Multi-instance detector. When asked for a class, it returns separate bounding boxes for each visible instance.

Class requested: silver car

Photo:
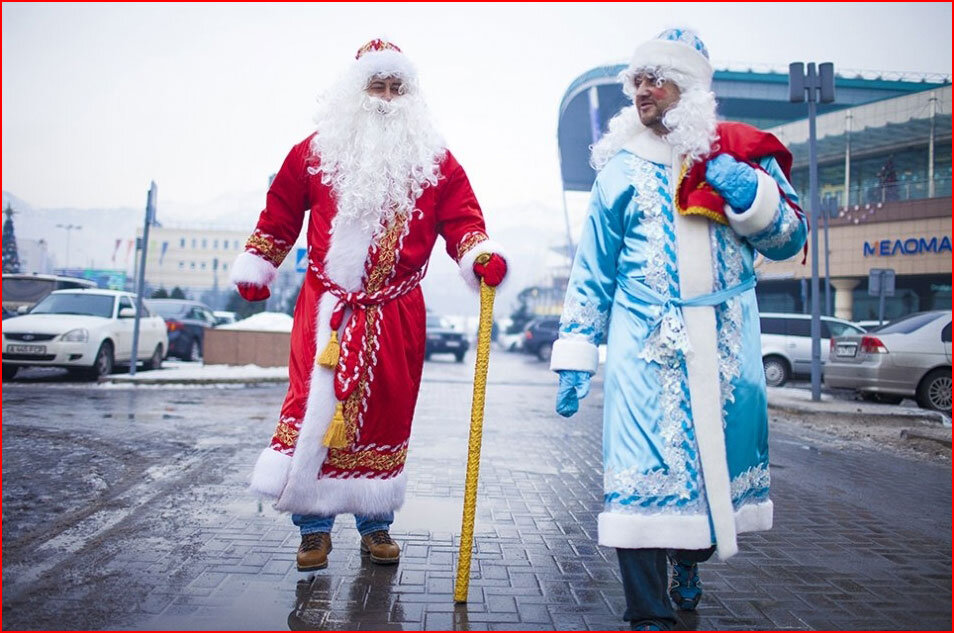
[824,311,952,411]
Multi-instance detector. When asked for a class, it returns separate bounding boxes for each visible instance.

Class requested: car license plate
[7,344,46,354]
[445,340,461,348]
[835,343,857,357]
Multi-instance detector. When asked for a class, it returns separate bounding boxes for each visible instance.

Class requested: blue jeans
[616,546,715,629]
[292,512,394,537]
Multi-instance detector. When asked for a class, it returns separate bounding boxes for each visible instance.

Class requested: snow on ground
[217,312,293,332]
[106,360,287,384]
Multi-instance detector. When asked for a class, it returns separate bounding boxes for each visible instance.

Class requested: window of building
[223,263,228,270]
[192,238,197,249]
[190,262,196,269]
[201,262,207,270]
[234,240,240,249]
[213,239,219,249]
[178,261,184,269]
[202,239,207,249]
[179,238,185,248]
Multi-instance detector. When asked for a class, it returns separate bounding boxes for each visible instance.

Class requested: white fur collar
[622,129,674,165]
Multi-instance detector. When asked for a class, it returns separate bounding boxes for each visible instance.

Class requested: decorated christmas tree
[2,204,21,273]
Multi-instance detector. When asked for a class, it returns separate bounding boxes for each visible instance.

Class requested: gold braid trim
[326,446,408,471]
[456,232,488,263]
[674,160,730,226]
[246,232,292,268]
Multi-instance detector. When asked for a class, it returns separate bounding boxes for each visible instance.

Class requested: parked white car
[2,289,168,381]
[759,312,866,387]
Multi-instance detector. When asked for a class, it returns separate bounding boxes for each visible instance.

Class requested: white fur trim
[597,501,773,557]
[274,213,380,515]
[599,511,712,549]
[249,448,292,498]
[726,170,781,237]
[629,39,713,89]
[735,500,773,534]
[354,49,417,81]
[276,472,407,516]
[550,338,599,373]
[458,239,507,292]
[672,151,738,560]
[622,128,673,165]
[229,251,278,287]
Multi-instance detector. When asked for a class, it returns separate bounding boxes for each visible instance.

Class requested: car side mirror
[16,305,30,315]
[119,308,137,318]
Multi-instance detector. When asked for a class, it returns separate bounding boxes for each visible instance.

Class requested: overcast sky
[3,2,951,222]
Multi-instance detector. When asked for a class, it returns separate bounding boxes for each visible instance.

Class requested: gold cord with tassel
[316,331,340,368]
[322,402,348,448]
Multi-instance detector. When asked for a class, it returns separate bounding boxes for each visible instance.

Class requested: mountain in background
[2,191,570,321]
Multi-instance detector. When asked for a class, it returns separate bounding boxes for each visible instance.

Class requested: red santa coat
[240,134,501,516]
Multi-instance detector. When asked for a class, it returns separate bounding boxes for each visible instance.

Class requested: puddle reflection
[288,557,401,630]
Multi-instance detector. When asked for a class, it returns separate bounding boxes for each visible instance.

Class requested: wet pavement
[2,350,951,630]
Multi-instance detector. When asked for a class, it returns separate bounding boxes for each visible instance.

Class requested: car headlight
[61,328,89,342]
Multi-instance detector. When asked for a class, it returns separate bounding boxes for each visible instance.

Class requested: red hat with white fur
[353,38,417,81]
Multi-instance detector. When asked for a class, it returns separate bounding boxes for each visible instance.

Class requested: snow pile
[218,311,294,332]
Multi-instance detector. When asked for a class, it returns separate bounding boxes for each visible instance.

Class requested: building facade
[759,85,951,321]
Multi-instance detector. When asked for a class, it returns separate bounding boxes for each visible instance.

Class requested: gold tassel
[322,402,348,448]
[316,331,340,368]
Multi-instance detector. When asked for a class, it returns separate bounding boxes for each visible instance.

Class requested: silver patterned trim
[560,298,607,345]
[749,204,801,254]
[730,462,770,504]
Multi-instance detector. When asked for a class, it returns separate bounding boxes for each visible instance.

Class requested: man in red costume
[230,39,507,571]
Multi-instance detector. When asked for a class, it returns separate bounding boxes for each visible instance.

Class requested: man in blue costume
[551,28,808,630]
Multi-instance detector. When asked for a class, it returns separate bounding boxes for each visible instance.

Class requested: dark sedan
[425,314,468,362]
[523,316,560,362]
[144,299,218,361]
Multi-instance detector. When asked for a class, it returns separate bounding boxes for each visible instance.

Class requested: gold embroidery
[365,214,407,294]
[274,422,299,446]
[326,446,408,471]
[246,232,292,267]
[456,232,488,263]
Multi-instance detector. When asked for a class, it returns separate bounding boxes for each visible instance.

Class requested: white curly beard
[310,72,446,237]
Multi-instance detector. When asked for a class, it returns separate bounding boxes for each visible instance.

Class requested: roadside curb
[768,401,950,427]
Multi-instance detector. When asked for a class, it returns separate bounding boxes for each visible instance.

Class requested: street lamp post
[55,223,82,269]
[789,61,835,402]
[820,196,838,316]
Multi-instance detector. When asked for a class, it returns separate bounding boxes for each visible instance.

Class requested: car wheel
[87,341,114,380]
[143,344,163,371]
[187,338,202,362]
[916,368,952,412]
[2,364,18,381]
[537,342,553,363]
[762,355,790,387]
[859,392,903,405]
[455,351,465,363]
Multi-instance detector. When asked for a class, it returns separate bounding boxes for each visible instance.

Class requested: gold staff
[454,257,495,603]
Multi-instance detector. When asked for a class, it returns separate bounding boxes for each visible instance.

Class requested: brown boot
[360,530,400,564]
[297,532,332,571]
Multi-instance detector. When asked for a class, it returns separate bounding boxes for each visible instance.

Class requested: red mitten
[472,253,507,287]
[237,283,270,302]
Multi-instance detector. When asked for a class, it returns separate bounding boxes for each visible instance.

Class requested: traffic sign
[295,247,308,273]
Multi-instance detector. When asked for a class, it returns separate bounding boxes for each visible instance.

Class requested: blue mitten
[705,154,758,212]
[556,370,591,418]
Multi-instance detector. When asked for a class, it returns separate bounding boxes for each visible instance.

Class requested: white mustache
[362,96,403,117]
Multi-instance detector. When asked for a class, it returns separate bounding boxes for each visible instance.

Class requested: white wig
[591,65,718,171]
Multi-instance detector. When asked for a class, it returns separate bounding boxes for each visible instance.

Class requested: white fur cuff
[249,448,292,498]
[229,251,278,287]
[550,338,599,373]
[726,170,781,237]
[458,239,507,292]
[275,472,408,516]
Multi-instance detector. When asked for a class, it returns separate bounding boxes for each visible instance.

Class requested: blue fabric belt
[619,275,757,362]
